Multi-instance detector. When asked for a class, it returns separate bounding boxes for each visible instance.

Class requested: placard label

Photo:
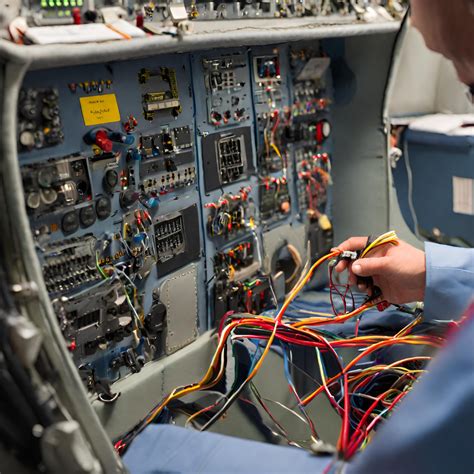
[80,94,120,126]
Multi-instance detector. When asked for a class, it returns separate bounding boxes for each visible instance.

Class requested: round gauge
[79,205,96,228]
[37,167,56,188]
[26,192,41,209]
[96,196,112,220]
[103,169,119,192]
[62,211,80,234]
[40,188,58,205]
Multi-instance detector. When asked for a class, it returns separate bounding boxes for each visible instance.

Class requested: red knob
[95,130,113,153]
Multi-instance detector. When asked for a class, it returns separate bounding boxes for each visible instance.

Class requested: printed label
[453,176,474,215]
[80,93,120,126]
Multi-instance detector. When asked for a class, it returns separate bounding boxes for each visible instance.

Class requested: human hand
[333,236,426,304]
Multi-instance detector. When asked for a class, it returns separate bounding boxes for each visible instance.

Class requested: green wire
[95,251,108,279]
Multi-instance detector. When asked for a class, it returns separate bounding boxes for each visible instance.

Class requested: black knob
[120,189,139,209]
[84,9,98,22]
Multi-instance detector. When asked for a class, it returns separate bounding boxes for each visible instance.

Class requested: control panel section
[22,154,91,219]
[138,67,182,121]
[18,87,63,151]
[213,237,272,324]
[205,187,256,239]
[251,46,292,225]
[41,235,100,295]
[155,205,201,276]
[193,48,254,137]
[202,52,251,127]
[289,46,334,263]
[138,126,196,196]
[289,48,333,224]
[14,42,340,394]
[259,176,291,223]
[202,126,255,192]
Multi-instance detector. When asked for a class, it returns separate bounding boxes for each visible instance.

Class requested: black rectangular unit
[201,126,254,192]
[155,204,201,276]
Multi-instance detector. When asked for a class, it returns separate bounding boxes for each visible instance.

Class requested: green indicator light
[65,9,70,15]
[48,0,55,7]
[58,9,64,16]
[64,0,69,6]
[56,0,61,6]
[70,0,76,6]
[41,0,47,6]
[77,0,83,5]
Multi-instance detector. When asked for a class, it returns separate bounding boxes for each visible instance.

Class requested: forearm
[424,243,474,321]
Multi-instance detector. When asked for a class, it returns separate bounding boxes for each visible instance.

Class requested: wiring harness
[115,231,452,463]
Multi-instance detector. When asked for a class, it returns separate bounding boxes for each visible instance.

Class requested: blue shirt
[348,243,474,474]
[424,242,474,321]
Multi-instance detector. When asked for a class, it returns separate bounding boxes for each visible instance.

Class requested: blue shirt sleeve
[347,305,474,474]
[424,242,474,321]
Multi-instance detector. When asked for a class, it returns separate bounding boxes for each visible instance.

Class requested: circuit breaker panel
[17,43,334,398]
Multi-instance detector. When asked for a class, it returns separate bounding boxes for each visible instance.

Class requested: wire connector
[341,250,358,260]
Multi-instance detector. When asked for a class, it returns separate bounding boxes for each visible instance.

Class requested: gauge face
[40,188,58,205]
[96,196,112,220]
[79,205,96,228]
[38,166,57,188]
[26,192,41,209]
[62,210,80,234]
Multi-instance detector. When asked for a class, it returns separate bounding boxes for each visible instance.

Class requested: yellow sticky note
[80,94,120,126]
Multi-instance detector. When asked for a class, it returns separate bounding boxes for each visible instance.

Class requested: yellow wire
[271,142,282,158]
[360,231,399,258]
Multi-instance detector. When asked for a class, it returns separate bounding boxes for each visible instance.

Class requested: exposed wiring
[115,231,447,461]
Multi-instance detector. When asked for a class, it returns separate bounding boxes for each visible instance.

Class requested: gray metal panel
[93,332,217,439]
[262,223,308,273]
[0,20,400,71]
[160,264,199,355]
[331,33,397,244]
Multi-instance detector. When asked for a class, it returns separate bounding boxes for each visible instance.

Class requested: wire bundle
[115,231,448,462]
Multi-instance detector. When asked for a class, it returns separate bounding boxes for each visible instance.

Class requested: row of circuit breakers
[18,44,334,400]
[22,0,407,26]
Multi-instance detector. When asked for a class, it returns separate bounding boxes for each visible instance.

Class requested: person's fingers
[333,236,368,252]
[335,260,348,273]
[333,237,370,273]
[348,265,358,286]
[351,257,392,277]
